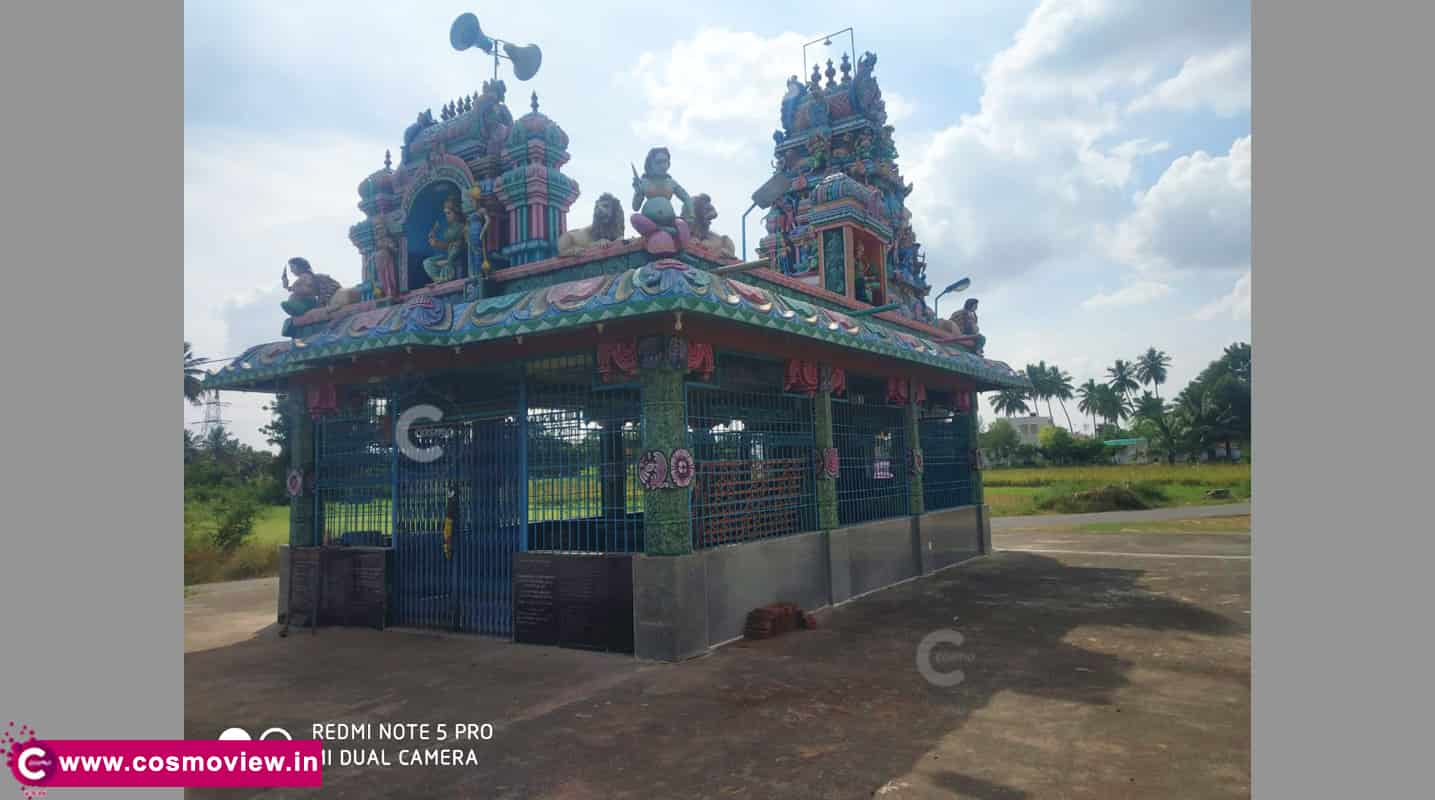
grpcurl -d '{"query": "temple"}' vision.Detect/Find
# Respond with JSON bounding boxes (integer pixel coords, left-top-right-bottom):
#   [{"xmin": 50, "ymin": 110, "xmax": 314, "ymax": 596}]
[{"xmin": 205, "ymin": 20, "xmax": 1031, "ymax": 661}]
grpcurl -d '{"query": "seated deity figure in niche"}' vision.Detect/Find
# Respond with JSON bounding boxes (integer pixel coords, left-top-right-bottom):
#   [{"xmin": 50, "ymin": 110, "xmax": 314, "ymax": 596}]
[
  {"xmin": 423, "ymin": 194, "xmax": 468, "ymax": 283},
  {"xmin": 631, "ymin": 147, "xmax": 692, "ymax": 253},
  {"xmin": 281, "ymin": 257, "xmax": 341, "ymax": 317},
  {"xmin": 853, "ymin": 241, "xmax": 884, "ymax": 305}
]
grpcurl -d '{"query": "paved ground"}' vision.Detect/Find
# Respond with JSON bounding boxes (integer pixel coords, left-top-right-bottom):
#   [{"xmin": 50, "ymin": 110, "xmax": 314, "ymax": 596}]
[
  {"xmin": 991, "ymin": 502, "xmax": 1250, "ymax": 531},
  {"xmin": 185, "ymin": 512, "xmax": 1250, "ymax": 799}
]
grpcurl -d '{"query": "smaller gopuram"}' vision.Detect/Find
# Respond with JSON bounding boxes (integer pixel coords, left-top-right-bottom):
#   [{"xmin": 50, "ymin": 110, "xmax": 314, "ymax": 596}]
[{"xmin": 207, "ymin": 16, "xmax": 1032, "ymax": 662}]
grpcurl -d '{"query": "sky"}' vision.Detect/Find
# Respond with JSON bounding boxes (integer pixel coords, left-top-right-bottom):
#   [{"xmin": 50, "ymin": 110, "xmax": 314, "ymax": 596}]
[{"xmin": 184, "ymin": 0, "xmax": 1251, "ymax": 448}]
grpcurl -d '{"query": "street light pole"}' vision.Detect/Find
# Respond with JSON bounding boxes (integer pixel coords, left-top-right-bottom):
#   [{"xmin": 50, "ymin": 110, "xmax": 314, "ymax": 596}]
[{"xmin": 933, "ymin": 277, "xmax": 971, "ymax": 319}]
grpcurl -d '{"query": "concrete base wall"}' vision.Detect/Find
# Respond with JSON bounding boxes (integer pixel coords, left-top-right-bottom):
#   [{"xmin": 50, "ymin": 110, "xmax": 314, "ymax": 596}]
[
  {"xmin": 630, "ymin": 505, "xmax": 988, "ymax": 662},
  {"xmin": 632, "ymin": 554, "xmax": 709, "ymax": 662},
  {"xmin": 704, "ymin": 530, "xmax": 831, "ymax": 644},
  {"xmin": 917, "ymin": 506, "xmax": 983, "ymax": 572},
  {"xmin": 829, "ymin": 517, "xmax": 921, "ymax": 604}
]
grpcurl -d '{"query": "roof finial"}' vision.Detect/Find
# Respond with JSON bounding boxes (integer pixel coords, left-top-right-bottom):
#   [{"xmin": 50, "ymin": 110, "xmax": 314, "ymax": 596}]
[
  {"xmin": 383, "ymin": 149, "xmax": 392, "ymax": 170},
  {"xmin": 530, "ymin": 91, "xmax": 539, "ymax": 113}
]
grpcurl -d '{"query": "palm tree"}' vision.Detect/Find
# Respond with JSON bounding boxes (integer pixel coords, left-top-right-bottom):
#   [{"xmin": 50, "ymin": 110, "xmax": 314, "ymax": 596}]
[
  {"xmin": 1221, "ymin": 342, "xmax": 1251, "ymax": 385},
  {"xmin": 990, "ymin": 388, "xmax": 1031, "ymax": 417},
  {"xmin": 1025, "ymin": 362, "xmax": 1051, "ymax": 420},
  {"xmin": 184, "ymin": 341, "xmax": 207, "ymax": 406},
  {"xmin": 1093, "ymin": 384, "xmax": 1131, "ymax": 435},
  {"xmin": 1106, "ymin": 359, "xmax": 1139, "ymax": 406},
  {"xmin": 1135, "ymin": 391, "xmax": 1181, "ymax": 464},
  {"xmin": 1135, "ymin": 347, "xmax": 1172, "ymax": 399},
  {"xmin": 1047, "ymin": 366, "xmax": 1075, "ymax": 432},
  {"xmin": 1076, "ymin": 379, "xmax": 1101, "ymax": 434}
]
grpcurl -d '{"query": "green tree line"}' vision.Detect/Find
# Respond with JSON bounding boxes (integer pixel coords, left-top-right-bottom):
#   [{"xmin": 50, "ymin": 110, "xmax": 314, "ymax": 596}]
[{"xmin": 983, "ymin": 343, "xmax": 1251, "ymax": 465}]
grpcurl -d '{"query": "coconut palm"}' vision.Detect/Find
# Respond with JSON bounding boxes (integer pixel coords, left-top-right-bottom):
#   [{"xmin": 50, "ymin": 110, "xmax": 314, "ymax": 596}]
[
  {"xmin": 990, "ymin": 388, "xmax": 1031, "ymax": 417},
  {"xmin": 1135, "ymin": 391, "xmax": 1182, "ymax": 464},
  {"xmin": 1025, "ymin": 362, "xmax": 1052, "ymax": 420},
  {"xmin": 1047, "ymin": 366, "xmax": 1075, "ymax": 432},
  {"xmin": 1106, "ymin": 359, "xmax": 1139, "ymax": 406},
  {"xmin": 1135, "ymin": 347, "xmax": 1172, "ymax": 399},
  {"xmin": 1093, "ymin": 384, "xmax": 1131, "ymax": 435},
  {"xmin": 184, "ymin": 341, "xmax": 207, "ymax": 406},
  {"xmin": 1076, "ymin": 379, "xmax": 1101, "ymax": 434}
]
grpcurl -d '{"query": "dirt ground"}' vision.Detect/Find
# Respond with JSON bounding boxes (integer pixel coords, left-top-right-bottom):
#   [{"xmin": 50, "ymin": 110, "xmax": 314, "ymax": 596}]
[{"xmin": 185, "ymin": 520, "xmax": 1250, "ymax": 799}]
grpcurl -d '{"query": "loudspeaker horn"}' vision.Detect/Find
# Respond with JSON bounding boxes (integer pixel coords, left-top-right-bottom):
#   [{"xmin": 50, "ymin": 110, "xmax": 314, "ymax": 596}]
[
  {"xmin": 502, "ymin": 41, "xmax": 543, "ymax": 82},
  {"xmin": 449, "ymin": 13, "xmax": 494, "ymax": 54}
]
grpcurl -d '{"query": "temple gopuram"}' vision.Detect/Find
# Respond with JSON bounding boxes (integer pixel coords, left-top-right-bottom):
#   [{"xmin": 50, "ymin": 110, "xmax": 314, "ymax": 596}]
[{"xmin": 205, "ymin": 17, "xmax": 1031, "ymax": 661}]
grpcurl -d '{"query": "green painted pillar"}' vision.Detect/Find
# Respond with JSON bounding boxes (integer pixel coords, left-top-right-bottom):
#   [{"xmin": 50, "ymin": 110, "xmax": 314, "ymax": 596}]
[
  {"xmin": 969, "ymin": 392, "xmax": 985, "ymax": 507},
  {"xmin": 640, "ymin": 345, "xmax": 691, "ymax": 555},
  {"xmin": 288, "ymin": 394, "xmax": 317, "ymax": 547},
  {"xmin": 906, "ymin": 394, "xmax": 924, "ymax": 516},
  {"xmin": 814, "ymin": 389, "xmax": 839, "ymax": 530}
]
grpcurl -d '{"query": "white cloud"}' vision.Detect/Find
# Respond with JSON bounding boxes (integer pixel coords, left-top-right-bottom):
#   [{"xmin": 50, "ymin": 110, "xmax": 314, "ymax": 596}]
[
  {"xmin": 1193, "ymin": 270, "xmax": 1251, "ymax": 321},
  {"xmin": 1129, "ymin": 42, "xmax": 1250, "ymax": 117},
  {"xmin": 622, "ymin": 28, "xmax": 812, "ymax": 157},
  {"xmin": 903, "ymin": 0, "xmax": 1251, "ymax": 295},
  {"xmin": 1111, "ymin": 134, "xmax": 1251, "ymax": 274},
  {"xmin": 1081, "ymin": 280, "xmax": 1173, "ymax": 308}
]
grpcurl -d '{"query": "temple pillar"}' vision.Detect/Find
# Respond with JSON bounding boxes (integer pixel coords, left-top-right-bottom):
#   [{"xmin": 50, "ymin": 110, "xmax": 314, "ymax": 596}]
[
  {"xmin": 968, "ymin": 390, "xmax": 984, "ymax": 507},
  {"xmin": 639, "ymin": 337, "xmax": 691, "ymax": 556},
  {"xmin": 906, "ymin": 386, "xmax": 925, "ymax": 516},
  {"xmin": 288, "ymin": 392, "xmax": 317, "ymax": 547},
  {"xmin": 814, "ymin": 388, "xmax": 839, "ymax": 530}
]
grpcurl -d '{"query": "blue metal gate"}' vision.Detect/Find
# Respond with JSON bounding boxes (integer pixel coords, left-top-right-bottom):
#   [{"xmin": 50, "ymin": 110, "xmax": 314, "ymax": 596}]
[{"xmin": 392, "ymin": 416, "xmax": 521, "ymax": 635}]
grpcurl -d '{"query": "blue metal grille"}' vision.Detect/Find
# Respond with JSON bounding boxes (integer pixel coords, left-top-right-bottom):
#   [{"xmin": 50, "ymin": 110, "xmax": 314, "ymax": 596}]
[
  {"xmin": 525, "ymin": 355, "xmax": 644, "ymax": 553},
  {"xmin": 313, "ymin": 398, "xmax": 392, "ymax": 548},
  {"xmin": 392, "ymin": 416, "xmax": 522, "ymax": 635},
  {"xmin": 833, "ymin": 378, "xmax": 910, "ymax": 525},
  {"xmin": 687, "ymin": 357, "xmax": 818, "ymax": 549},
  {"xmin": 388, "ymin": 369, "xmax": 523, "ymax": 635},
  {"xmin": 921, "ymin": 406, "xmax": 974, "ymax": 511}
]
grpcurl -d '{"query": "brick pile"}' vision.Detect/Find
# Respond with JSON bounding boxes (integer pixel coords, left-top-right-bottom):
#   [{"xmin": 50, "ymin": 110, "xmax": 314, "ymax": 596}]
[{"xmin": 743, "ymin": 602, "xmax": 818, "ymax": 640}]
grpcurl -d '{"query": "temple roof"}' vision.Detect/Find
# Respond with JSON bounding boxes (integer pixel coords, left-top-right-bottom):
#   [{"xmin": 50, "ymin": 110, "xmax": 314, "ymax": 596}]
[{"xmin": 206, "ymin": 261, "xmax": 1029, "ymax": 393}]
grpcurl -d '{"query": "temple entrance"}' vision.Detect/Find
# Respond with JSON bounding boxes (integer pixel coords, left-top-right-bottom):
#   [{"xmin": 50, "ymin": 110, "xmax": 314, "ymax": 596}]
[{"xmin": 392, "ymin": 416, "xmax": 521, "ymax": 635}]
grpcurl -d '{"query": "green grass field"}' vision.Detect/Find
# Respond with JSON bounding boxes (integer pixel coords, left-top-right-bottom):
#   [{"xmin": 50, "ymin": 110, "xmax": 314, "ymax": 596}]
[
  {"xmin": 187, "ymin": 463, "xmax": 1250, "ymax": 583},
  {"xmin": 982, "ymin": 463, "xmax": 1250, "ymax": 517}
]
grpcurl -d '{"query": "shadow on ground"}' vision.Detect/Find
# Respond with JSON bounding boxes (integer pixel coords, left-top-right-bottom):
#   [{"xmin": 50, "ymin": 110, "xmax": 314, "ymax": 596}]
[{"xmin": 186, "ymin": 543, "xmax": 1250, "ymax": 800}]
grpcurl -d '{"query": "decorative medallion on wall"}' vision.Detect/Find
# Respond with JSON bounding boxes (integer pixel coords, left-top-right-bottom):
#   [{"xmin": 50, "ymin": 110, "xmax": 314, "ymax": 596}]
[
  {"xmin": 668, "ymin": 449, "xmax": 696, "ymax": 488},
  {"xmin": 638, "ymin": 450, "xmax": 670, "ymax": 490},
  {"xmin": 286, "ymin": 468, "xmax": 306, "ymax": 498}
]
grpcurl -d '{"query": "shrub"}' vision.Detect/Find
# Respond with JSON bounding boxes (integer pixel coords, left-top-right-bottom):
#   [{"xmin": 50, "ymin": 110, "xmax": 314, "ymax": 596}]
[
  {"xmin": 1035, "ymin": 482, "xmax": 1167, "ymax": 513},
  {"xmin": 211, "ymin": 492, "xmax": 261, "ymax": 551}
]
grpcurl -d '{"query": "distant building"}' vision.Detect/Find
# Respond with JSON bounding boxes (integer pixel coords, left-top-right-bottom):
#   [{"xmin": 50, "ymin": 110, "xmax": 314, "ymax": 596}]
[
  {"xmin": 1008, "ymin": 415, "xmax": 1055, "ymax": 447},
  {"xmin": 1103, "ymin": 437, "xmax": 1150, "ymax": 465}
]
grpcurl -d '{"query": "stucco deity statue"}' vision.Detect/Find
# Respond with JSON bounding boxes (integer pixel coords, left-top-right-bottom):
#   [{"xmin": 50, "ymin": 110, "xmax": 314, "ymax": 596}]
[
  {"xmin": 853, "ymin": 241, "xmax": 883, "ymax": 305},
  {"xmin": 941, "ymin": 297, "xmax": 985, "ymax": 352},
  {"xmin": 423, "ymin": 195, "xmax": 468, "ymax": 283},
  {"xmin": 689, "ymin": 193, "xmax": 736, "ymax": 257},
  {"xmin": 557, "ymin": 193, "xmax": 626, "ymax": 256},
  {"xmin": 281, "ymin": 257, "xmax": 341, "ymax": 317},
  {"xmin": 630, "ymin": 147, "xmax": 692, "ymax": 254}
]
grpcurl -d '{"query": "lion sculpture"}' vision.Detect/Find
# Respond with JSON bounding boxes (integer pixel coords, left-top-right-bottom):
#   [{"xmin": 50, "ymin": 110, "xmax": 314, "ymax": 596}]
[
  {"xmin": 689, "ymin": 193, "xmax": 736, "ymax": 257},
  {"xmin": 557, "ymin": 193, "xmax": 626, "ymax": 256}
]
